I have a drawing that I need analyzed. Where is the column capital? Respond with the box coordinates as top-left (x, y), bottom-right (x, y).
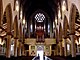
top-left (68, 32), bottom-right (75, 35)
top-left (0, 26), bottom-right (4, 30)
top-left (59, 40), bottom-right (62, 42)
top-left (64, 36), bottom-right (67, 39)
top-left (22, 42), bottom-right (24, 44)
top-left (14, 37), bottom-right (18, 39)
top-left (19, 39), bottom-right (22, 42)
top-left (7, 32), bottom-right (12, 35)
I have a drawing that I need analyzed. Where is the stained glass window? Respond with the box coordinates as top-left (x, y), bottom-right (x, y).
top-left (30, 24), bottom-right (33, 32)
top-left (48, 24), bottom-right (50, 33)
top-left (35, 13), bottom-right (45, 22)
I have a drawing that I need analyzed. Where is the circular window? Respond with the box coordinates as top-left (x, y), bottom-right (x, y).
top-left (35, 13), bottom-right (45, 22)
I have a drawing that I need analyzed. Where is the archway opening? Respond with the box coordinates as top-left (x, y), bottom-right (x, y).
top-left (37, 45), bottom-right (44, 60)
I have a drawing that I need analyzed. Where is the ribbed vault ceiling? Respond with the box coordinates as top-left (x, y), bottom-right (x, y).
top-left (20, 0), bottom-right (60, 21)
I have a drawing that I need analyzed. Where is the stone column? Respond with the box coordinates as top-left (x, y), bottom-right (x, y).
top-left (29, 31), bottom-right (30, 38)
top-left (18, 41), bottom-right (22, 56)
top-left (70, 44), bottom-right (71, 55)
top-left (64, 38), bottom-right (67, 56)
top-left (22, 44), bottom-right (25, 56)
top-left (22, 29), bottom-right (25, 56)
top-left (6, 33), bottom-right (11, 58)
top-left (59, 41), bottom-right (63, 56)
top-left (28, 22), bottom-right (30, 38)
top-left (56, 45), bottom-right (59, 55)
top-left (70, 35), bottom-right (76, 57)
top-left (37, 35), bottom-right (38, 41)
top-left (42, 35), bottom-right (44, 42)
top-left (54, 50), bottom-right (57, 56)
top-left (54, 45), bottom-right (59, 56)
top-left (25, 50), bottom-right (27, 56)
top-left (77, 45), bottom-right (79, 53)
top-left (14, 37), bottom-right (18, 57)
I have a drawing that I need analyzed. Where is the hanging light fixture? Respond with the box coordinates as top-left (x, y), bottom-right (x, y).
top-left (62, 0), bottom-right (66, 12)
top-left (55, 17), bottom-right (57, 25)
top-left (25, 22), bottom-right (27, 29)
top-left (53, 22), bottom-right (55, 29)
top-left (75, 40), bottom-right (79, 45)
top-left (20, 10), bottom-right (23, 20)
top-left (35, 24), bottom-right (36, 30)
top-left (30, 24), bottom-right (33, 32)
top-left (79, 38), bottom-right (80, 44)
top-left (75, 31), bottom-right (80, 36)
top-left (0, 38), bottom-right (2, 45)
top-left (15, 0), bottom-right (19, 12)
top-left (44, 24), bottom-right (45, 29)
top-left (23, 17), bottom-right (25, 25)
top-left (1, 40), bottom-right (4, 45)
top-left (0, 38), bottom-right (5, 45)
top-left (58, 9), bottom-right (61, 19)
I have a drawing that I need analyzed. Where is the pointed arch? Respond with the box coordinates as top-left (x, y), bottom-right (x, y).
top-left (56, 28), bottom-right (59, 43)
top-left (4, 3), bottom-right (12, 33)
top-left (63, 15), bottom-right (69, 38)
top-left (13, 0), bottom-right (17, 11)
top-left (31, 9), bottom-right (49, 19)
top-left (59, 23), bottom-right (63, 41)
top-left (69, 4), bottom-right (80, 43)
top-left (18, 23), bottom-right (22, 40)
top-left (69, 4), bottom-right (78, 57)
top-left (14, 15), bottom-right (18, 38)
top-left (69, 4), bottom-right (77, 34)
top-left (0, 0), bottom-right (3, 26)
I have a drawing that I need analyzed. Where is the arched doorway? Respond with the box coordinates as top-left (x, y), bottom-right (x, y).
top-left (37, 45), bottom-right (44, 60)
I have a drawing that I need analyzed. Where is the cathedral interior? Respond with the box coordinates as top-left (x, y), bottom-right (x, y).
top-left (0, 0), bottom-right (80, 60)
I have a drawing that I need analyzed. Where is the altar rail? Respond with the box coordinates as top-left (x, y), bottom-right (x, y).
top-left (25, 38), bottom-right (56, 45)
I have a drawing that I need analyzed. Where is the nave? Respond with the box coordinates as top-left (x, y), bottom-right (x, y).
top-left (0, 0), bottom-right (80, 60)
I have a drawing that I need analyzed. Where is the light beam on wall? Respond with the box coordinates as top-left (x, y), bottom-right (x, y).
top-left (79, 38), bottom-right (80, 44)
top-left (75, 40), bottom-right (79, 45)
top-left (67, 44), bottom-right (70, 51)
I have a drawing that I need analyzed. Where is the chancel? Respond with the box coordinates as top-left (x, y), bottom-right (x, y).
top-left (0, 0), bottom-right (80, 60)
